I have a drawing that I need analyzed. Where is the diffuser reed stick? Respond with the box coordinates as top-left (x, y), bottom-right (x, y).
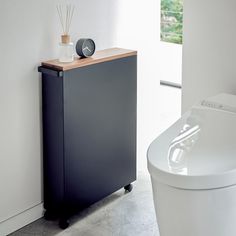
top-left (57, 4), bottom-right (75, 43)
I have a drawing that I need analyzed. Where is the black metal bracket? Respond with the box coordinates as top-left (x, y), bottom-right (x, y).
top-left (38, 66), bottom-right (63, 78)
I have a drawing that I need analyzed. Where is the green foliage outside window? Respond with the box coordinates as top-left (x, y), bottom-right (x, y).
top-left (161, 0), bottom-right (183, 44)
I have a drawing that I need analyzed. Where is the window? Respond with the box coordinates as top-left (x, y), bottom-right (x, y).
top-left (161, 0), bottom-right (183, 44)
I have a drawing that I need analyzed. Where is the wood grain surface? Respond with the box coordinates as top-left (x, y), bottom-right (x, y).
top-left (42, 48), bottom-right (137, 71)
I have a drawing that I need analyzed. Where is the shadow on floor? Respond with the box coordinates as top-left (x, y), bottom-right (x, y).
top-left (10, 172), bottom-right (159, 236)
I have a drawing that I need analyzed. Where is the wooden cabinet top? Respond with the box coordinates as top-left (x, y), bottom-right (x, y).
top-left (41, 48), bottom-right (137, 71)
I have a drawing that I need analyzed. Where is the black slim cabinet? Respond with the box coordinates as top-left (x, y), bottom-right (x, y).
top-left (38, 48), bottom-right (137, 229)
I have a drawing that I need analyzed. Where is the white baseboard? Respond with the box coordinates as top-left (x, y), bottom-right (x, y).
top-left (0, 203), bottom-right (44, 236)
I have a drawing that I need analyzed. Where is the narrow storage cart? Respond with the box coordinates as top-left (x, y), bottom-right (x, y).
top-left (38, 48), bottom-right (137, 229)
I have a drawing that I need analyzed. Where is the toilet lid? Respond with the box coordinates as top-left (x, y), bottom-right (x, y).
top-left (148, 94), bottom-right (236, 190)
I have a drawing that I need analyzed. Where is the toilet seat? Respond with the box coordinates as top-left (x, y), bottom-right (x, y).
top-left (148, 93), bottom-right (236, 190)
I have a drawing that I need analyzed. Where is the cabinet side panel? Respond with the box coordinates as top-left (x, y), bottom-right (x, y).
top-left (64, 56), bottom-right (137, 208)
top-left (42, 74), bottom-right (64, 212)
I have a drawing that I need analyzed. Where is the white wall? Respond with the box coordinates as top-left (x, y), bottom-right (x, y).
top-left (182, 0), bottom-right (236, 112)
top-left (114, 0), bottom-right (160, 169)
top-left (0, 0), bottom-right (159, 234)
top-left (160, 42), bottom-right (182, 84)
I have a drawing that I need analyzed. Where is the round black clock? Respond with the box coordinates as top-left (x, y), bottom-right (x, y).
top-left (76, 38), bottom-right (96, 58)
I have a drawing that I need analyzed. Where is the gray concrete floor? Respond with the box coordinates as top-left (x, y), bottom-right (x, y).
top-left (10, 172), bottom-right (159, 236)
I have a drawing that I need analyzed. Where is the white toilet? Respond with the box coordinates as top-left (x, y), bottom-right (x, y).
top-left (148, 93), bottom-right (236, 236)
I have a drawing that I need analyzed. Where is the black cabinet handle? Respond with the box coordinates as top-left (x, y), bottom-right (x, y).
top-left (38, 66), bottom-right (63, 77)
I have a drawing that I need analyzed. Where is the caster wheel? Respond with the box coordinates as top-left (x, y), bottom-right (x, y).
top-left (44, 211), bottom-right (57, 221)
top-left (59, 219), bottom-right (69, 229)
top-left (124, 184), bottom-right (133, 192)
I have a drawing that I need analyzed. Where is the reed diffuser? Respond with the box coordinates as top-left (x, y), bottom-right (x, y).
top-left (57, 4), bottom-right (75, 63)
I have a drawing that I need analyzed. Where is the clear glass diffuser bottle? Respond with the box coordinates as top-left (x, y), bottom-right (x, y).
top-left (59, 35), bottom-right (74, 63)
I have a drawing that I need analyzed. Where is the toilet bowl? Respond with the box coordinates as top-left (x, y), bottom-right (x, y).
top-left (147, 93), bottom-right (236, 236)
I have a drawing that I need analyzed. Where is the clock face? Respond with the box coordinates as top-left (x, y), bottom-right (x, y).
top-left (76, 38), bottom-right (96, 58)
top-left (83, 39), bottom-right (95, 57)
top-left (82, 39), bottom-right (96, 57)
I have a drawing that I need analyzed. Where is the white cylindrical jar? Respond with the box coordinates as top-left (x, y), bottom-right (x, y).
top-left (59, 35), bottom-right (74, 63)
